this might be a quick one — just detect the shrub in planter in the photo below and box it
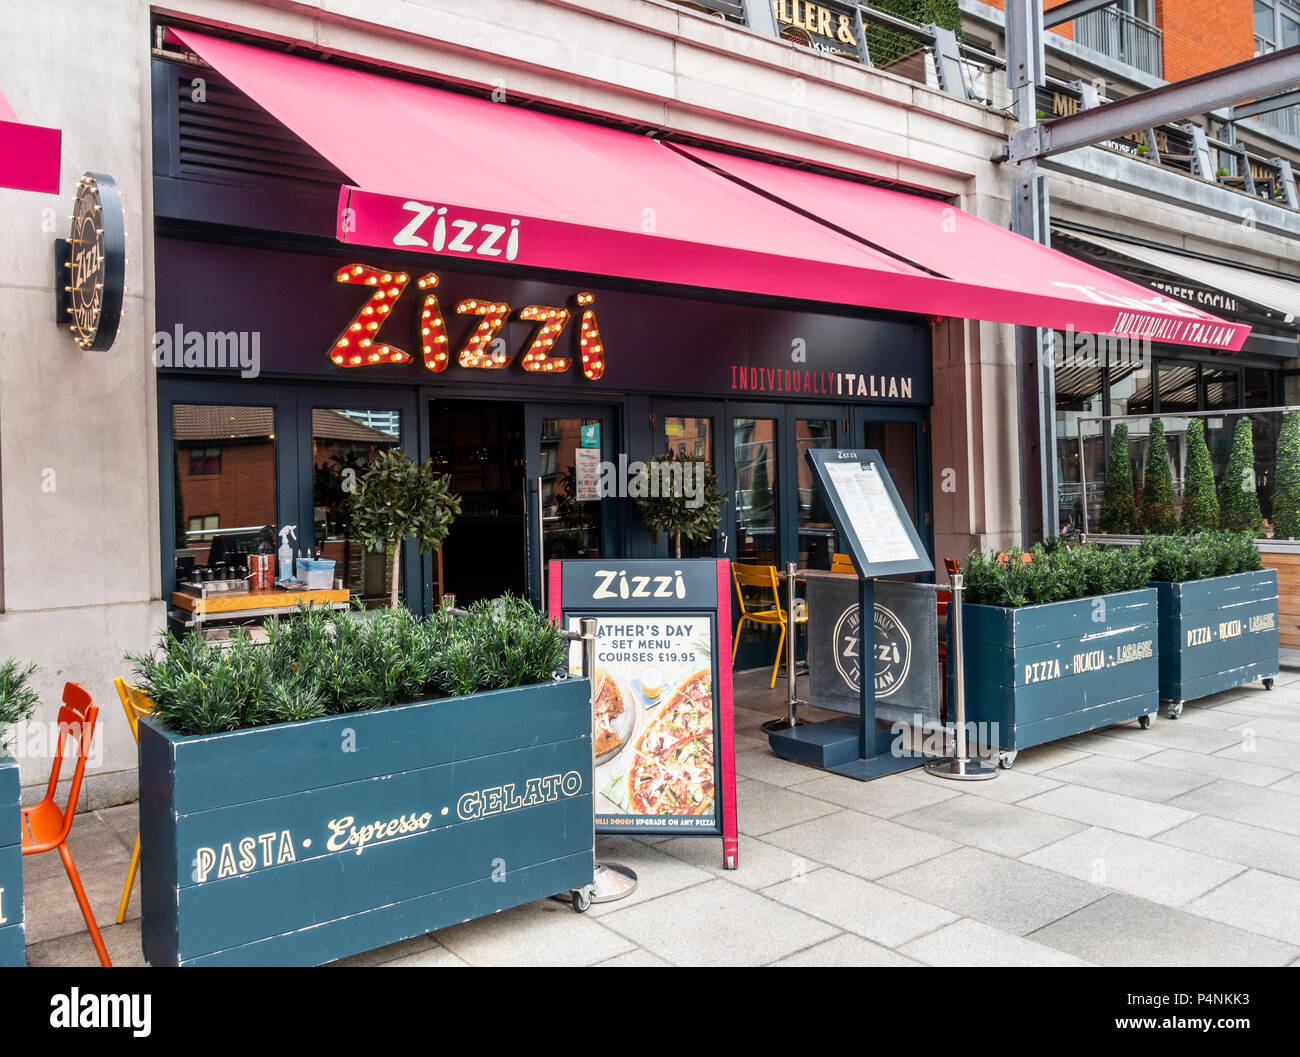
[1140,532,1276,713]
[1180,419,1219,533]
[958,545,1159,764]
[1218,417,1265,534]
[1273,411,1300,540]
[131,600,594,965]
[1140,419,1177,534]
[0,659,37,966]
[634,451,727,558]
[1099,423,1138,534]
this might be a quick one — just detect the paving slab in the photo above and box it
[894,796,1087,858]
[767,932,920,966]
[1017,784,1195,838]
[1185,869,1300,946]
[1023,826,1245,906]
[1029,893,1299,967]
[763,808,958,879]
[764,866,958,947]
[1138,747,1291,788]
[1166,708,1259,730]
[732,748,825,787]
[900,917,1094,967]
[653,833,810,890]
[787,770,961,818]
[1007,743,1093,773]
[590,949,674,967]
[735,776,841,836]
[1213,735,1300,772]
[431,898,634,967]
[22,858,137,945]
[1169,779,1300,836]
[877,846,1107,935]
[586,836,714,917]
[1156,815,1300,879]
[1226,716,1300,745]
[1054,730,1162,760]
[1094,722,1245,755]
[330,933,441,967]
[1037,754,1216,803]
[376,944,468,967]
[915,767,1064,804]
[22,919,145,968]
[597,877,838,965]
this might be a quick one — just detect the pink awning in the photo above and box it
[171,29,1248,351]
[0,87,60,194]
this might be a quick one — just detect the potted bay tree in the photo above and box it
[634,450,727,558]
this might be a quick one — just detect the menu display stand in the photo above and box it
[767,449,935,781]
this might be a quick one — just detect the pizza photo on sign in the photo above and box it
[592,668,627,758]
[625,669,715,816]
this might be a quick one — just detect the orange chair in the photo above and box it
[112,678,153,925]
[830,552,856,575]
[21,683,111,966]
[732,563,806,689]
[943,557,961,579]
[996,551,1034,567]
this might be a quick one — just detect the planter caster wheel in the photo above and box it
[572,888,593,913]
[1138,714,1153,730]
[1167,701,1184,720]
[998,750,1017,770]
[1263,677,1275,691]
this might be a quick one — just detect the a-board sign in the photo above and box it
[549,558,738,868]
[805,449,933,579]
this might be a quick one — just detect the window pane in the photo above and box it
[664,416,715,558]
[541,418,603,562]
[733,418,778,565]
[1256,0,1276,40]
[796,419,837,569]
[1283,14,1300,46]
[313,408,402,606]
[1056,359,1104,535]
[173,404,277,572]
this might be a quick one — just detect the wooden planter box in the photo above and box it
[957,589,1159,765]
[1153,569,1279,716]
[0,754,23,966]
[139,679,594,966]
[1259,547,1300,650]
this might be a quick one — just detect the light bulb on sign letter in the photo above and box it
[328,264,413,367]
[417,272,449,372]
[455,298,511,369]
[518,305,572,373]
[573,293,605,380]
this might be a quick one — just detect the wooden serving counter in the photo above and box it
[171,587,351,615]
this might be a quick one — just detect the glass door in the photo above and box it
[853,407,932,566]
[525,403,619,606]
[650,400,727,559]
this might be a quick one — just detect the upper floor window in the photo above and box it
[1256,0,1300,51]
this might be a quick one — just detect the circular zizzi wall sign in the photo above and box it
[66,172,125,350]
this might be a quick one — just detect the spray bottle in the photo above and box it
[278,525,298,582]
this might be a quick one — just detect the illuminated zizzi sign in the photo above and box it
[328,263,605,378]
[55,172,125,351]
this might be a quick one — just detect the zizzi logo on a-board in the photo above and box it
[392,201,521,260]
[591,568,688,601]
[832,603,912,699]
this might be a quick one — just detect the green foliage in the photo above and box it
[1099,422,1137,534]
[1140,531,1262,583]
[866,0,961,67]
[1218,417,1264,534]
[1273,411,1300,540]
[348,447,462,607]
[0,659,39,750]
[634,451,727,558]
[961,543,1153,609]
[128,595,567,737]
[1180,419,1219,533]
[1140,419,1178,534]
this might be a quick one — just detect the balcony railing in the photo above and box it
[1074,7,1163,78]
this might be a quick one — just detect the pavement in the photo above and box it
[19,667,1300,967]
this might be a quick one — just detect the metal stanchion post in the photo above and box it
[578,616,637,907]
[924,573,998,781]
[763,562,805,733]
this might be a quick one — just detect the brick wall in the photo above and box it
[1155,0,1255,82]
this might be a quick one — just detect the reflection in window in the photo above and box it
[797,419,837,569]
[1056,359,1104,535]
[313,409,402,606]
[734,418,777,565]
[173,404,277,571]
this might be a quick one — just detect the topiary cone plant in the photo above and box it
[1274,411,1300,540]
[634,451,727,559]
[1140,419,1178,535]
[1100,422,1137,533]
[1218,417,1264,534]
[1180,418,1220,533]
[349,447,462,608]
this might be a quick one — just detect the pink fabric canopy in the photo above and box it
[172,29,1248,351]
[0,86,60,194]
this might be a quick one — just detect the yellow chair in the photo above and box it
[831,552,856,575]
[112,678,154,925]
[731,563,807,689]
